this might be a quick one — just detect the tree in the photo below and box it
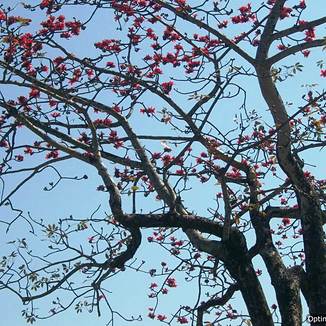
[0,0,325,325]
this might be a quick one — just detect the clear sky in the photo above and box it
[1,1,326,325]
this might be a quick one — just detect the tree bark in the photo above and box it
[256,64,326,316]
[223,232,274,326]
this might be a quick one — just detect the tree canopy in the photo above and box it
[0,1,326,325]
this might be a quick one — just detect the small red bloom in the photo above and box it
[148,312,155,319]
[166,278,177,288]
[298,0,306,9]
[157,314,167,321]
[46,150,59,159]
[149,283,158,289]
[0,10,6,21]
[29,88,40,98]
[161,81,174,94]
[277,44,287,51]
[51,112,61,118]
[15,155,24,162]
[24,147,33,155]
[177,316,188,324]
[302,50,310,57]
[320,70,326,77]
[280,7,292,19]
[282,217,291,226]
[175,169,184,175]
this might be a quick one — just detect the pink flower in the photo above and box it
[320,70,326,77]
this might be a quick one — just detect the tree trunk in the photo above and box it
[256,64,326,316]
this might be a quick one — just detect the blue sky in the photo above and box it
[1,0,326,325]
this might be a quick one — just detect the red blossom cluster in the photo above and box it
[40,15,82,38]
[161,81,174,94]
[140,106,155,115]
[108,130,124,149]
[93,118,112,126]
[45,150,59,159]
[231,3,256,24]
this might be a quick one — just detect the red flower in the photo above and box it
[218,20,228,29]
[256,269,262,276]
[162,154,174,166]
[149,283,158,289]
[29,88,40,98]
[305,28,315,41]
[152,152,161,160]
[239,3,251,15]
[51,112,61,118]
[161,81,174,94]
[0,10,6,21]
[302,50,310,57]
[18,96,28,105]
[46,150,59,159]
[231,15,241,24]
[166,278,177,287]
[320,70,326,77]
[24,147,33,155]
[298,0,306,9]
[177,316,188,324]
[40,0,53,9]
[0,140,9,148]
[280,197,287,205]
[277,44,287,51]
[15,155,24,162]
[140,106,155,115]
[280,7,292,19]
[282,217,291,226]
[148,312,155,319]
[157,314,167,321]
